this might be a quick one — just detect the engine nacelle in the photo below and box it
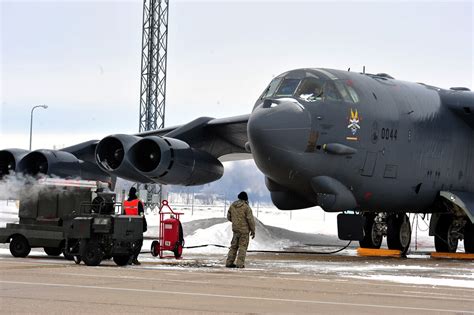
[0,149,30,179]
[95,134,151,183]
[129,136,224,185]
[17,149,109,181]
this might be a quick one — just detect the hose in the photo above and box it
[180,241,353,255]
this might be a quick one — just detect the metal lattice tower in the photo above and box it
[139,0,168,131]
[138,0,169,208]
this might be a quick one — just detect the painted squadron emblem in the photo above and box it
[347,109,361,135]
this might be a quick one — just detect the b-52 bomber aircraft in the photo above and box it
[1,68,473,255]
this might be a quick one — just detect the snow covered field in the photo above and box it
[1,199,472,289]
[0,199,438,253]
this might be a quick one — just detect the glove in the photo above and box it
[250,231,255,239]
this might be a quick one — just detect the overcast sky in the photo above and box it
[1,0,473,150]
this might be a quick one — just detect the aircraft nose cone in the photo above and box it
[248,99,312,175]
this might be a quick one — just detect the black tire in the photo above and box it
[359,214,382,249]
[434,215,458,253]
[44,247,62,256]
[151,241,159,257]
[387,214,411,255]
[113,255,131,266]
[173,242,183,259]
[463,222,474,254]
[81,242,103,266]
[10,235,31,258]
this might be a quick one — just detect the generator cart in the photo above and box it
[0,178,101,259]
[63,193,144,266]
[151,200,184,259]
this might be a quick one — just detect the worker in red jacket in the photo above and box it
[123,187,146,265]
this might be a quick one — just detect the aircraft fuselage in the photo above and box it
[248,68,474,213]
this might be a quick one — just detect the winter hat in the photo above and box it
[129,187,137,196]
[238,191,248,201]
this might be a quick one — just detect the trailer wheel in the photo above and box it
[173,242,183,259]
[464,222,474,254]
[151,241,160,257]
[113,255,131,266]
[44,247,62,256]
[10,235,31,258]
[82,242,103,266]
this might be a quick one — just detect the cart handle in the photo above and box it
[159,200,183,215]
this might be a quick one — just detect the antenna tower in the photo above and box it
[138,0,169,208]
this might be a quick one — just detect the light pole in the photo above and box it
[29,104,48,150]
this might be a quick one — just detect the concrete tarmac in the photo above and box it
[0,252,473,314]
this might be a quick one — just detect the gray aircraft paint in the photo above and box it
[1,68,473,218]
[248,68,473,214]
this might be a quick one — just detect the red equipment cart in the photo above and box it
[151,200,184,259]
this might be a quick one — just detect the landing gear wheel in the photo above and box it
[173,242,183,259]
[434,215,458,253]
[10,235,31,258]
[151,241,160,257]
[44,247,62,256]
[82,242,103,266]
[387,214,411,255]
[359,214,382,249]
[463,222,474,254]
[113,255,131,266]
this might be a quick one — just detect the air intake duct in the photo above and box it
[95,134,151,183]
[0,149,30,179]
[16,149,109,181]
[129,136,224,186]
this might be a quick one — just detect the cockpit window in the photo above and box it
[258,75,360,104]
[260,77,283,99]
[275,79,301,97]
[296,78,342,102]
[335,80,360,103]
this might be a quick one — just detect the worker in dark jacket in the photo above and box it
[226,191,256,268]
[123,187,145,265]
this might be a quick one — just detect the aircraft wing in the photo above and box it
[136,114,250,161]
[62,114,250,163]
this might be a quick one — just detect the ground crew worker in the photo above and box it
[123,187,146,265]
[226,191,256,268]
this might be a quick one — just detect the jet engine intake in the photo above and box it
[0,149,30,179]
[129,136,224,186]
[95,134,151,183]
[16,149,109,181]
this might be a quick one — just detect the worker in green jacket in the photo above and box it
[226,191,256,268]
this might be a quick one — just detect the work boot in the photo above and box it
[133,259,141,265]
[235,265,245,268]
[226,263,236,268]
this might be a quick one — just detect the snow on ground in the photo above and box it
[1,200,473,289]
[0,199,443,253]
